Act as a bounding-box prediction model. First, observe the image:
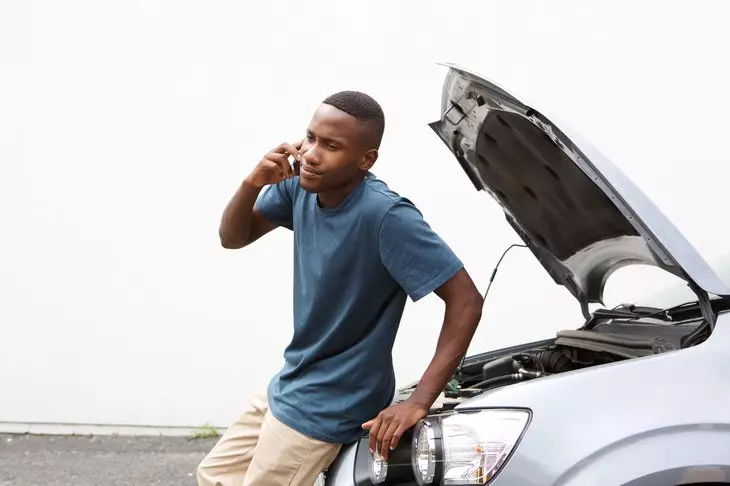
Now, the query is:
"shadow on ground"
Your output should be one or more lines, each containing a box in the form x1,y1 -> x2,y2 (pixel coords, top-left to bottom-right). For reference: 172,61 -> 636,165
0,434 -> 218,485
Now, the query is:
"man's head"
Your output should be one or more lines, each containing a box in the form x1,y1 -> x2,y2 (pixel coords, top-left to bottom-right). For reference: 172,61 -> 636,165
298,90 -> 385,195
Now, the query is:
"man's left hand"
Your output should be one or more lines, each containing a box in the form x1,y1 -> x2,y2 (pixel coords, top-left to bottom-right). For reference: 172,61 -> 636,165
362,401 -> 428,461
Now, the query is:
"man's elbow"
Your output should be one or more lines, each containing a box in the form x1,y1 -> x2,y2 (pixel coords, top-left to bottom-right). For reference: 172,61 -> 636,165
220,238 -> 245,249
218,228 -> 246,249
437,268 -> 484,323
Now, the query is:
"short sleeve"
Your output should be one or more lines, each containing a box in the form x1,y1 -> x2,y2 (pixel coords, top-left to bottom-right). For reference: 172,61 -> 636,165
378,199 -> 464,302
254,178 -> 296,231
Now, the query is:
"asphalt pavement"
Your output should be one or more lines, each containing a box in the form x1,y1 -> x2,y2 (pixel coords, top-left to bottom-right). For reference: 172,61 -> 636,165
0,434 -> 218,485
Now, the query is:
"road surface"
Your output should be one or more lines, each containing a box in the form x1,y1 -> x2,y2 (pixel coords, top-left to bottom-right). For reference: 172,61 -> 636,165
0,434 -> 218,485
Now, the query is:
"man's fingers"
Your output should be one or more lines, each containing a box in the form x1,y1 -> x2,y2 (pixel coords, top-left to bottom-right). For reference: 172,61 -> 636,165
389,425 -> 405,451
374,416 -> 394,460
274,142 -> 302,160
260,159 -> 285,180
379,421 -> 401,461
279,143 -> 302,177
264,152 -> 294,179
368,417 -> 382,454
283,143 -> 301,164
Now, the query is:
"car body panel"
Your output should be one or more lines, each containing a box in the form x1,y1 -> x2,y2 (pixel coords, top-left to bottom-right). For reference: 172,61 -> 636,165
324,443 -> 359,485
466,311 -> 730,486
325,313 -> 730,486
429,63 -> 730,312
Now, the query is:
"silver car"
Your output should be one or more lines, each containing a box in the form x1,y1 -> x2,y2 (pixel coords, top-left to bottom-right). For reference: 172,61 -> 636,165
321,63 -> 730,486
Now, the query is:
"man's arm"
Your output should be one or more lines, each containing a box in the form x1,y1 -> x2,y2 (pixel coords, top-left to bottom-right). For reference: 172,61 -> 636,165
362,199 -> 484,460
363,268 -> 483,459
405,267 -> 483,409
219,180 -> 276,249
218,142 -> 301,249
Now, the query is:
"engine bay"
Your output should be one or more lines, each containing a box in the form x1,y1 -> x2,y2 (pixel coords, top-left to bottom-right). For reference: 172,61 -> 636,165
393,310 -> 708,412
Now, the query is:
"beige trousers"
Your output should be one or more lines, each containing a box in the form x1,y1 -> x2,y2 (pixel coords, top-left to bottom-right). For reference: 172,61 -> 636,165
197,391 -> 342,486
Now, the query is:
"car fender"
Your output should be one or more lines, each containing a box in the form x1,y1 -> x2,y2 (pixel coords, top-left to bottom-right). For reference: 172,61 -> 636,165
556,424 -> 730,486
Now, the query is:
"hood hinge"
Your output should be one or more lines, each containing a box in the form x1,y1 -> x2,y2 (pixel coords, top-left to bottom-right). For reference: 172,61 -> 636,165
679,281 -> 717,347
444,93 -> 479,125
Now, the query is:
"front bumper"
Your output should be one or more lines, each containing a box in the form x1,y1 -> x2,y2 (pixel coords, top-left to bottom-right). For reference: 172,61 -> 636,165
324,434 -> 418,486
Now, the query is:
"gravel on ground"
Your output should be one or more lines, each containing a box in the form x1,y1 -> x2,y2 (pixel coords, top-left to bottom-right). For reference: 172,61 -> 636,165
0,433 -> 219,486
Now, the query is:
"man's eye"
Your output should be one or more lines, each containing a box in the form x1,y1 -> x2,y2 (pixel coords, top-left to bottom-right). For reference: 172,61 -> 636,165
306,134 -> 315,142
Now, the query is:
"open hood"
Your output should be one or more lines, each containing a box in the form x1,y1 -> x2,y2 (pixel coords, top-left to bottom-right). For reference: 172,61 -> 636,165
429,63 -> 730,316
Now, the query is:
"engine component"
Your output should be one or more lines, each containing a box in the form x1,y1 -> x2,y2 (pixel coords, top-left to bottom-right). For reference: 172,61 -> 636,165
459,328 -> 670,396
477,350 -> 573,390
555,329 -> 676,358
534,349 -> 576,373
472,373 -> 525,390
481,355 -> 517,381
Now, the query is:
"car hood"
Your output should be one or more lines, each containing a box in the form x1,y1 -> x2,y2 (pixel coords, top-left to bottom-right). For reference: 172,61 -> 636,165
429,63 -> 730,315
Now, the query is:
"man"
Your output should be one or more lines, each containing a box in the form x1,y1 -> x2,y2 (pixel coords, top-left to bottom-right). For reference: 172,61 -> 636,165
198,91 -> 483,486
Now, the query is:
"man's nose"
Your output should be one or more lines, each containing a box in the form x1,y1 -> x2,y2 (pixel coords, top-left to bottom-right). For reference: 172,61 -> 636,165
302,145 -> 320,165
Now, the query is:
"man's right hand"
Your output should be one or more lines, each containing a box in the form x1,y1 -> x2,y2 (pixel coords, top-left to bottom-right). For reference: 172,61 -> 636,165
245,141 -> 303,189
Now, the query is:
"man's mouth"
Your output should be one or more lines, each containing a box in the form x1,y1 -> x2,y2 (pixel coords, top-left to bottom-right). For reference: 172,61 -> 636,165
301,163 -> 322,175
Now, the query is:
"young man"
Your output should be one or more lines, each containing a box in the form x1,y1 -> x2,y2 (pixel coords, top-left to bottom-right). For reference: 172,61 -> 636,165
198,91 -> 483,486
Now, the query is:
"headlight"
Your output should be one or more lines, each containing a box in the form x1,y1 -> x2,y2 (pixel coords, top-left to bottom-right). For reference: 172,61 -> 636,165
412,418 -> 441,484
369,448 -> 388,484
363,429 -> 416,484
411,409 -> 530,485
313,472 -> 325,486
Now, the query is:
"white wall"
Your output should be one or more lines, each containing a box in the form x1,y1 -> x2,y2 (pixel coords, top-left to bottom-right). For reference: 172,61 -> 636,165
2,0 -> 729,429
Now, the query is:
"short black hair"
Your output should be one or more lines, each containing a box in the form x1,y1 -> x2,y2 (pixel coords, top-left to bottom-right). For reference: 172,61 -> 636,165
322,90 -> 385,148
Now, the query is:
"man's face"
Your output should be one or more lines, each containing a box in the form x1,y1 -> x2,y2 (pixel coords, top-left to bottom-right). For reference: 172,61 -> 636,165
298,104 -> 377,193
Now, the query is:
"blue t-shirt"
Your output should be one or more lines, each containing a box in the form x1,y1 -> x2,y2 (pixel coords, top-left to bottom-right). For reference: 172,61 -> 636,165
254,172 -> 463,444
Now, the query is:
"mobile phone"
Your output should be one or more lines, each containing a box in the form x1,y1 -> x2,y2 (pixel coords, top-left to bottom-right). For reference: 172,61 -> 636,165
289,155 -> 300,176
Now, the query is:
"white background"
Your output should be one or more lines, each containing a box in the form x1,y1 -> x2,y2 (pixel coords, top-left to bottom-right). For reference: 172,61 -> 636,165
2,0 -> 729,429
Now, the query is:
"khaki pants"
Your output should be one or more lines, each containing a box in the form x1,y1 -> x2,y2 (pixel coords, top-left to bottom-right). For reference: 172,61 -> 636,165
197,391 -> 342,486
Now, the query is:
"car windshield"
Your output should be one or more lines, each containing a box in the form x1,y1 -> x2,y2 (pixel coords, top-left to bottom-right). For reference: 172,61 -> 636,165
601,252 -> 730,311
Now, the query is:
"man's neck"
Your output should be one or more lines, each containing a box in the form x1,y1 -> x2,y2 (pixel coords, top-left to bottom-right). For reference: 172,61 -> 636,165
317,174 -> 366,208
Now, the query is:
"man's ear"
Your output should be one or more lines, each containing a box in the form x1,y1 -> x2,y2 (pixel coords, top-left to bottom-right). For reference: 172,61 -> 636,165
360,149 -> 379,171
